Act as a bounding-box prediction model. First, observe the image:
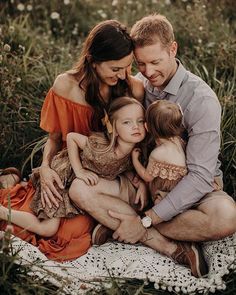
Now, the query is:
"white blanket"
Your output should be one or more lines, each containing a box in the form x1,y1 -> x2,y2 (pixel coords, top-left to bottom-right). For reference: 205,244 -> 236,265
5,233 -> 236,294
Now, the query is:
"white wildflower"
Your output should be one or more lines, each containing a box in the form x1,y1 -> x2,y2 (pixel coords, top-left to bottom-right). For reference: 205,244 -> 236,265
97,10 -> 107,19
64,0 -> 70,4
9,26 -> 15,33
50,12 -> 60,20
17,3 -> 25,11
199,26 -> 203,31
16,77 -> 21,83
72,27 -> 78,35
26,4 -> 33,11
19,44 -> 25,52
164,0 -> 171,5
112,0 -> 118,6
198,38 -> 202,44
3,44 -> 11,52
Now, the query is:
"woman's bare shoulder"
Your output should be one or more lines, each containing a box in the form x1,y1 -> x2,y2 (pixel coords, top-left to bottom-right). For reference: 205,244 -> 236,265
129,75 -> 144,103
52,73 -> 77,100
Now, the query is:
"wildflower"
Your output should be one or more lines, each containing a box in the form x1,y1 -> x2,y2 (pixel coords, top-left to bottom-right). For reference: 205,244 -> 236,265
17,3 -> 25,11
97,9 -> 107,19
16,77 -> 21,83
198,38 -> 202,44
50,12 -> 60,20
112,0 -> 118,6
3,44 -> 11,52
26,4 -> 33,11
9,26 -> 15,33
64,0 -> 70,4
164,0 -> 171,5
72,27 -> 78,35
199,26 -> 203,31
19,44 -> 25,52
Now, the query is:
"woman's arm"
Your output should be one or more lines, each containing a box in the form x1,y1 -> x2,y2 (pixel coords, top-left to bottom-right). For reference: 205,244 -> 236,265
67,133 -> 99,185
40,132 -> 65,208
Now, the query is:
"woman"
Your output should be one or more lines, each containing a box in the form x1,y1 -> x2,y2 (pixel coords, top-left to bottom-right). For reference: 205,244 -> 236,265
0,20 -> 144,261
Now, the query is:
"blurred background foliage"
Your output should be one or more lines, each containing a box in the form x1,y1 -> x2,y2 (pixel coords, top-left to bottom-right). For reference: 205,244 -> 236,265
0,0 -> 235,197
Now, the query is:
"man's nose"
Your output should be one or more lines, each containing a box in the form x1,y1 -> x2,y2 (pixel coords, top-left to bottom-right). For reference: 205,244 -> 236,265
145,65 -> 155,78
117,69 -> 126,80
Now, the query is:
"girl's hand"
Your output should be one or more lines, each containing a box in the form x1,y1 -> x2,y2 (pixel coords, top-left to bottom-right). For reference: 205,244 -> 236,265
40,166 -> 64,209
134,180 -> 148,211
75,169 -> 99,186
132,148 -> 141,161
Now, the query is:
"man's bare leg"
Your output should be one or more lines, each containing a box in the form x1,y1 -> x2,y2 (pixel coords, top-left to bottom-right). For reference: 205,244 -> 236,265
156,196 -> 236,241
69,178 -> 176,255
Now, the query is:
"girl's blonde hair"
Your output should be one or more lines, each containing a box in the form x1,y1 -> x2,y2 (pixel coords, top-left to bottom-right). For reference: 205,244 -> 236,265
89,96 -> 144,153
146,100 -> 183,140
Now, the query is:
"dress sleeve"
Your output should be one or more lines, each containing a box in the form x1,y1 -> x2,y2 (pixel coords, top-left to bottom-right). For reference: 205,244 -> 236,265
40,88 -> 61,133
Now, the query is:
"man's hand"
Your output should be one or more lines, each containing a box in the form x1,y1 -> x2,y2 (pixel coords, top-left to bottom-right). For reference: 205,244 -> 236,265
108,211 -> 146,244
40,166 -> 64,208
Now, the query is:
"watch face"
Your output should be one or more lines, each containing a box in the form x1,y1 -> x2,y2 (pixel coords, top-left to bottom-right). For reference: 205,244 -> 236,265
142,216 -> 152,228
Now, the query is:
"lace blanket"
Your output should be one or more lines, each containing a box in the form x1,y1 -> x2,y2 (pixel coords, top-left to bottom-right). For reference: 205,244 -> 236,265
4,232 -> 236,294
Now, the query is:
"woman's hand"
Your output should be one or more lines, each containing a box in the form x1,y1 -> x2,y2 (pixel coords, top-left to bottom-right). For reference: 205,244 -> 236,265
75,169 -> 99,186
40,165 -> 64,208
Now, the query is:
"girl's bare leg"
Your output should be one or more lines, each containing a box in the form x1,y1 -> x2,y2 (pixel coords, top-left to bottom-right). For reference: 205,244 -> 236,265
0,206 -> 60,237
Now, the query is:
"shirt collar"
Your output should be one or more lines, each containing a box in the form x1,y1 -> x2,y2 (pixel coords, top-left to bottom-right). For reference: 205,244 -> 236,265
145,59 -> 187,96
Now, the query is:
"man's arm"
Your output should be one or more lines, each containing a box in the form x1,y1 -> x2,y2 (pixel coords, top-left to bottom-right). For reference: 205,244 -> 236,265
152,97 -> 222,221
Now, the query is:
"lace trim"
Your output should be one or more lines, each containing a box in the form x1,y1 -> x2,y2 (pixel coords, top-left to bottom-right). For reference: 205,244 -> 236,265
148,159 -> 187,181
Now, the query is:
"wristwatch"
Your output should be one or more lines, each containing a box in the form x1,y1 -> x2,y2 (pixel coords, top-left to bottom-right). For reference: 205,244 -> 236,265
140,214 -> 152,228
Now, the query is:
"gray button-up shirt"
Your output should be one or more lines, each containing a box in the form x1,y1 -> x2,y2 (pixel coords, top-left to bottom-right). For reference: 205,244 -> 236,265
136,60 -> 222,221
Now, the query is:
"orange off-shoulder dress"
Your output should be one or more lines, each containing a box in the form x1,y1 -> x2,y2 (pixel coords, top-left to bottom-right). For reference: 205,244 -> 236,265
0,89 -> 95,261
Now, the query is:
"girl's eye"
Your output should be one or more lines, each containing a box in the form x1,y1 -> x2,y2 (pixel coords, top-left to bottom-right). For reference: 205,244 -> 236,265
138,120 -> 145,124
112,69 -> 119,72
123,121 -> 130,124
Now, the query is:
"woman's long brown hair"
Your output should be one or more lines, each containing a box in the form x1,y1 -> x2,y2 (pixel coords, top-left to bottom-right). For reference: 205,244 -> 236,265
69,20 -> 134,131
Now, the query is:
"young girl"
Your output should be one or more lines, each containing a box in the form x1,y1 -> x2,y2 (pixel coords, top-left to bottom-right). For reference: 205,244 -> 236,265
0,97 -> 146,237
132,100 -> 187,205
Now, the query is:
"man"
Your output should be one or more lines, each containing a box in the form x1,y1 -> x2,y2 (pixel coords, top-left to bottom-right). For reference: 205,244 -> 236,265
69,14 -> 236,278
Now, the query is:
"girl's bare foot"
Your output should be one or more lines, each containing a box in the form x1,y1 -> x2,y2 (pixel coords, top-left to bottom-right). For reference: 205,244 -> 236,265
0,167 -> 21,188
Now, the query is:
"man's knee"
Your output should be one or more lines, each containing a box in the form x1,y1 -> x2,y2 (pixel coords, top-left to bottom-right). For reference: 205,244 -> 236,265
69,179 -> 94,210
208,199 -> 236,240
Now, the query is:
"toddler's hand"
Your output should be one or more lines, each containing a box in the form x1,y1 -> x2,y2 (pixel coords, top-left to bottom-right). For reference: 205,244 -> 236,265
75,169 -> 99,186
132,148 -> 141,161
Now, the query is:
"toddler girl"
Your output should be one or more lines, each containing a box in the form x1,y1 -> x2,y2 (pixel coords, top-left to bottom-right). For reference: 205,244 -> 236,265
132,100 -> 187,205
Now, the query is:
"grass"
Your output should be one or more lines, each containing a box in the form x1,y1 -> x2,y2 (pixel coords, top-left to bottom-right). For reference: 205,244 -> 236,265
0,0 -> 235,294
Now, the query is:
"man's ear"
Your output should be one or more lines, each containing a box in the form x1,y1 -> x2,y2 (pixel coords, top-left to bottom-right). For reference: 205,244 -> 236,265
144,122 -> 148,131
170,41 -> 178,57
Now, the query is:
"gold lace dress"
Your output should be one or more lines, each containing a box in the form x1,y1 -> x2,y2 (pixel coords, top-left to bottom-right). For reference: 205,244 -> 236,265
147,157 -> 187,203
30,133 -> 134,219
